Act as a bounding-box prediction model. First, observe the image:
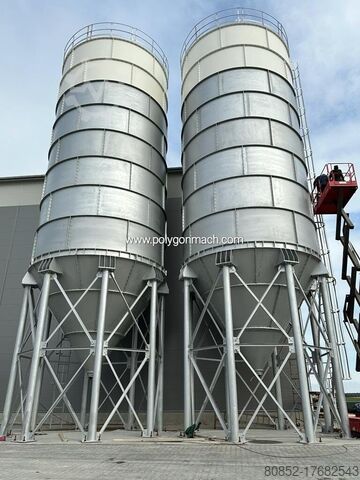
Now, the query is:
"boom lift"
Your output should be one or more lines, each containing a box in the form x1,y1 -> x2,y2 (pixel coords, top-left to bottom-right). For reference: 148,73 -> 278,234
312,163 -> 359,371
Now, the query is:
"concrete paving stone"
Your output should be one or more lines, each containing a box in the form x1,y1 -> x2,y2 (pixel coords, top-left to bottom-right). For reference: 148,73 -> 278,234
1,430 -> 360,480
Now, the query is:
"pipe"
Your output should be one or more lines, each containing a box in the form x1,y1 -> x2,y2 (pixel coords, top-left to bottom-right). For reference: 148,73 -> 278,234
87,269 -> 109,442
0,286 -> 30,435
22,273 -> 51,441
156,295 -> 165,433
183,278 -> 192,430
145,279 -> 158,437
223,265 -> 239,443
284,263 -> 315,443
31,312 -> 52,431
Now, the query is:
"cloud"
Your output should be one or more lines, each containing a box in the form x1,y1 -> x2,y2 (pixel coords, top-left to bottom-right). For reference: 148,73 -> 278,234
1,0 -> 359,174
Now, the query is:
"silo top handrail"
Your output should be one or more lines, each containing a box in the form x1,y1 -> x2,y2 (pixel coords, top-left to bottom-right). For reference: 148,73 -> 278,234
181,7 -> 289,64
64,22 -> 169,79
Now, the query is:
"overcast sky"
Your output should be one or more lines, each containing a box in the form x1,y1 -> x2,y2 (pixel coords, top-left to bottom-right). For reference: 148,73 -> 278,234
1,0 -> 359,389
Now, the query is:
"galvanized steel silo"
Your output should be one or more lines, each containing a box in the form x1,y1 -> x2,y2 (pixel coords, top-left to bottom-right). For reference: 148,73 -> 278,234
32,24 -> 168,350
15,23 -> 168,442
180,9 -> 349,443
181,10 -> 319,367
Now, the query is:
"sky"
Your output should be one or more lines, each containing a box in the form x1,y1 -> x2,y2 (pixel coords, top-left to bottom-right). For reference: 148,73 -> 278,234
0,0 -> 359,389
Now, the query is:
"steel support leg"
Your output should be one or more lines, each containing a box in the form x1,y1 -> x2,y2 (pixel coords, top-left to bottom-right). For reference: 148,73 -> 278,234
1,286 -> 30,436
87,269 -> 109,442
22,273 -> 51,441
189,357 -> 195,425
183,278 -> 192,430
126,326 -> 138,430
309,305 -> 333,433
189,295 -> 195,425
225,361 -> 231,425
222,265 -> 239,443
272,347 -> 285,430
157,295 -> 165,433
144,280 -> 158,437
320,276 -> 351,438
80,370 -> 90,429
31,312 -> 51,431
284,263 -> 315,443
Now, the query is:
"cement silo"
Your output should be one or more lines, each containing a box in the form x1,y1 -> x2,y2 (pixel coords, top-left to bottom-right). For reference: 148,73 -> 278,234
1,23 -> 168,442
180,8 -> 350,443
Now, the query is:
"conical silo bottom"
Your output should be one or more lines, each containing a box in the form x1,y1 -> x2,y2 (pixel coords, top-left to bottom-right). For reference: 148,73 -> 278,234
237,327 -> 286,375
30,255 -> 156,369
187,247 -> 320,373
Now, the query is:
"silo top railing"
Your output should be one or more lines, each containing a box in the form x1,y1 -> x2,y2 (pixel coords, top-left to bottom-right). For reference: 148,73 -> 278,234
181,7 -> 289,63
64,22 -> 169,79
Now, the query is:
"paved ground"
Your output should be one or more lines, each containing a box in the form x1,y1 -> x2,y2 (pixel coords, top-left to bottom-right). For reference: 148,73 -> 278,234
1,430 -> 360,479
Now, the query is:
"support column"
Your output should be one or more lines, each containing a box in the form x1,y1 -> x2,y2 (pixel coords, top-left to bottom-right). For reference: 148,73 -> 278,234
183,278 -> 192,430
222,265 -> 239,443
80,370 -> 90,429
0,286 -> 30,436
22,272 -> 51,441
156,295 -> 165,433
309,301 -> 333,433
31,312 -> 52,431
87,269 -> 109,442
189,353 -> 195,425
271,347 -> 285,430
126,326 -> 138,430
145,279 -> 158,437
320,276 -> 351,438
284,263 -> 315,443
225,360 -> 231,426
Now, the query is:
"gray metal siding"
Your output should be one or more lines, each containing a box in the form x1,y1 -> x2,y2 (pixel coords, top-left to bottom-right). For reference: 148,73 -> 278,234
0,206 -> 38,406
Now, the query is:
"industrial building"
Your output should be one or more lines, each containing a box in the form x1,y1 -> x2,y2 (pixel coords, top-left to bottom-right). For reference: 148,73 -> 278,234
0,8 -> 359,445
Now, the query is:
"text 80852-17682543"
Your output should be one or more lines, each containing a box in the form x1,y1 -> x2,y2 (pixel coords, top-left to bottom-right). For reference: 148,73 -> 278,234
264,465 -> 359,477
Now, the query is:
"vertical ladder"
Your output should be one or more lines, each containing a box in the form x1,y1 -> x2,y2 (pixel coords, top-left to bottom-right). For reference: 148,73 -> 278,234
292,64 -> 350,380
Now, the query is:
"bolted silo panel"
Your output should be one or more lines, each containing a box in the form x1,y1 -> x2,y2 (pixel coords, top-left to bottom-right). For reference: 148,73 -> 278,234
181,15 -> 321,372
